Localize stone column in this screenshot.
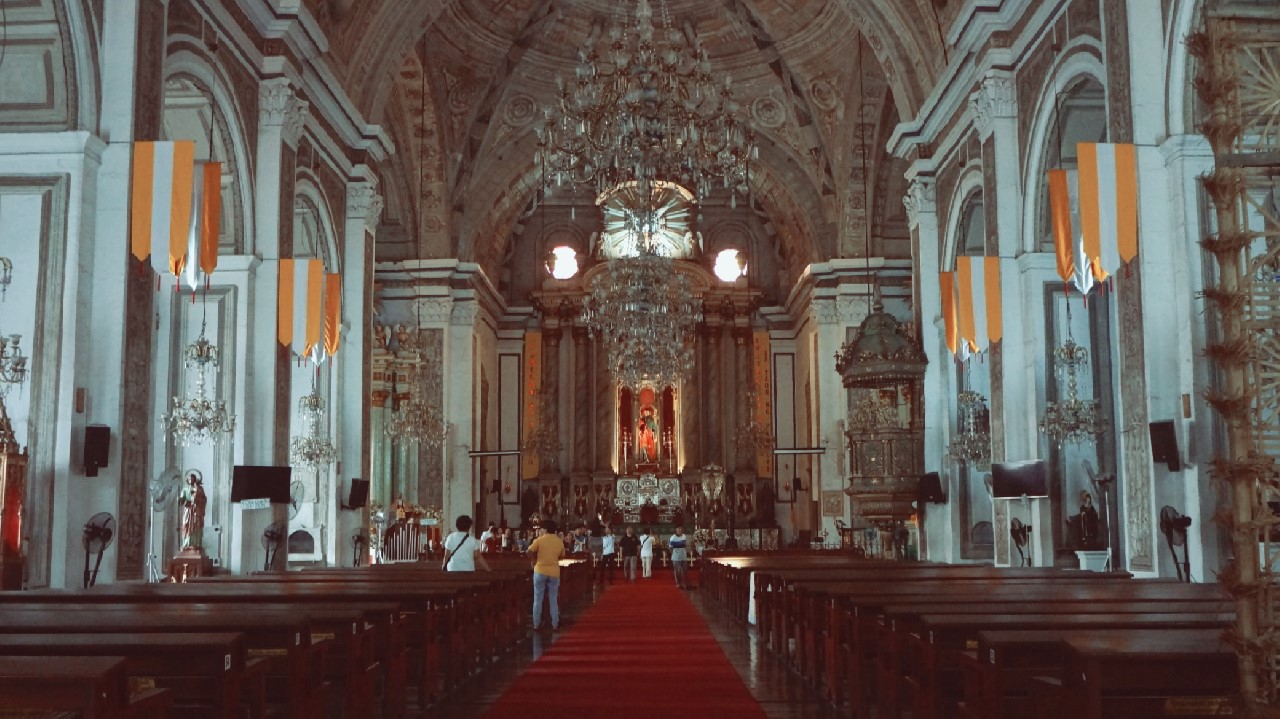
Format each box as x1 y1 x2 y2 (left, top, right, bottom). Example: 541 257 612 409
682 329 702 472
442 301 479 526
733 325 754 473
703 321 724 468
593 336 613 473
540 326 562 475
572 327 591 473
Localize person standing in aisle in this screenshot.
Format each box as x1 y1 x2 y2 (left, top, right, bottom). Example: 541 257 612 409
639 527 655 578
527 520 566 632
669 526 691 589
442 515 491 572
618 526 641 581
599 524 617 585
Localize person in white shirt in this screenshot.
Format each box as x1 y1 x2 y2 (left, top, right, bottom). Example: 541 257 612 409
669 526 691 589
639 528 655 578
598 525 617 585
479 522 496 552
442 515 491 572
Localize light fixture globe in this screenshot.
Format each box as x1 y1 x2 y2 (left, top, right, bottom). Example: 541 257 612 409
545 245 580 280
713 249 747 283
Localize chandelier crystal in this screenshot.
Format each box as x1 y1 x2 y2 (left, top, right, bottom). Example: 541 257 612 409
161 328 235 447
949 390 991 469
536 0 756 203
291 390 338 468
1040 338 1107 446
582 246 702 388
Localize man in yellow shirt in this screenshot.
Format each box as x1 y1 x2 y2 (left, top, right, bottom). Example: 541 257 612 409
526 520 566 632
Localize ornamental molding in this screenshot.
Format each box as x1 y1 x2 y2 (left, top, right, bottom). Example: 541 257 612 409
416 297 454 324
346 183 384 231
450 300 480 327
969 73 1016 140
903 177 937 228
259 79 309 147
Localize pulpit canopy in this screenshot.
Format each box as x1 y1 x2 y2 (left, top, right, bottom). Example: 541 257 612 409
835 303 927 388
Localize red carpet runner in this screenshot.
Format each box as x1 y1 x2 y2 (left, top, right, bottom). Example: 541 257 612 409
483 580 768 718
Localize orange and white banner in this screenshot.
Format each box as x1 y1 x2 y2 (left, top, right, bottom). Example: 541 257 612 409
130 141 221 288
945 257 1004 355
323 273 342 358
1048 144 1139 292
277 258 328 362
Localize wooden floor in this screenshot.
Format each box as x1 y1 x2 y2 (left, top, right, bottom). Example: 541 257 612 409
426 578 840 718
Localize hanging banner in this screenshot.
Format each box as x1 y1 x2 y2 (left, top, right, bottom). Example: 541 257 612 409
521 331 542 479
1077 142 1139 276
277 259 295 347
323 273 342 358
1047 168 1097 294
753 330 774 478
277 257 327 362
129 141 221 288
955 258 977 354
984 256 1003 346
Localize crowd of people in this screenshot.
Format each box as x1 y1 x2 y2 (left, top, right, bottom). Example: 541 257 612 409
439 515 699 633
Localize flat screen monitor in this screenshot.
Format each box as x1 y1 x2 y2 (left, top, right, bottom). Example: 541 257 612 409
230 465 292 504
991 460 1048 499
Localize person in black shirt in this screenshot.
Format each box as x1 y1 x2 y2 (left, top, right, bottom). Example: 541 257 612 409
618 526 642 581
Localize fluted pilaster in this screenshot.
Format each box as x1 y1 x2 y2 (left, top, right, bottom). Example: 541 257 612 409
572 328 591 472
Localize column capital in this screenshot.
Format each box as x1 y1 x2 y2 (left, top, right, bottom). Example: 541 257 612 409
969 72 1016 140
258 78 309 147
450 300 479 327
903 177 937 229
346 182 384 232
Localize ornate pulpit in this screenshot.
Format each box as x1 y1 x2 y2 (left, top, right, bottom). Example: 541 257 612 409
836 302 927 526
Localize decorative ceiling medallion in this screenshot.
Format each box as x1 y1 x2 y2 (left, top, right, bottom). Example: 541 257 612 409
751 96 786 129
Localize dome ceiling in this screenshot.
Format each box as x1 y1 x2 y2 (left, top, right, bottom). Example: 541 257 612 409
304 0 944 268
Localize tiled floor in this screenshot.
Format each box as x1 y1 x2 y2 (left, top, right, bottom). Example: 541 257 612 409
425 580 841 718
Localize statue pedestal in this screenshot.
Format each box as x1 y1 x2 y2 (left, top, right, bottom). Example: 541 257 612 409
169 549 213 582
1075 549 1111 572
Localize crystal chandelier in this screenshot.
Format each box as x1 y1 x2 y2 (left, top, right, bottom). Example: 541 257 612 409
536 0 756 203
521 389 562 457
582 246 702 388
291 390 339 468
1040 337 1107 446
949 390 991 469
734 387 774 455
161 325 235 447
384 393 449 451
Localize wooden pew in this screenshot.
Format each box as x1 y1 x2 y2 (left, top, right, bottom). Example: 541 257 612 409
960 627 1225 719
897 611 1234 719
0 655 172 719
0 632 246 719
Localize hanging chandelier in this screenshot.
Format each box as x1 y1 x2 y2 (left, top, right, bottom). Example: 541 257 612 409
290 390 338 468
1040 337 1107 446
734 387 774 455
536 0 756 204
385 393 449 451
949 390 991 469
582 247 702 388
521 389 562 457
161 328 235 447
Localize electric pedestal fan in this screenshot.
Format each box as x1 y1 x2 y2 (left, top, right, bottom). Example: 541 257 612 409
352 531 367 568
1010 517 1032 567
146 467 182 582
1159 505 1193 582
262 521 286 571
82 512 116 588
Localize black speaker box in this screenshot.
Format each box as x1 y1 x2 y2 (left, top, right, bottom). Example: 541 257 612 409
347 479 369 509
230 465 292 503
1149 420 1182 471
83 424 110 477
919 472 946 503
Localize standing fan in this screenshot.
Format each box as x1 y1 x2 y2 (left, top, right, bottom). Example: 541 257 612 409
262 521 286 571
146 468 182 582
371 509 387 564
82 512 116 588
352 531 368 568
1159 506 1193 582
1010 517 1032 567
288 480 306 521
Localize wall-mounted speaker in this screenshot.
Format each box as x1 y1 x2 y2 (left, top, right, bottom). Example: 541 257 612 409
919 472 946 504
83 424 110 477
1149 420 1182 471
347 479 369 509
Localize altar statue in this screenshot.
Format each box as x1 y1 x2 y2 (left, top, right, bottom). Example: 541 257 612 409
179 471 207 551
636 407 658 463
